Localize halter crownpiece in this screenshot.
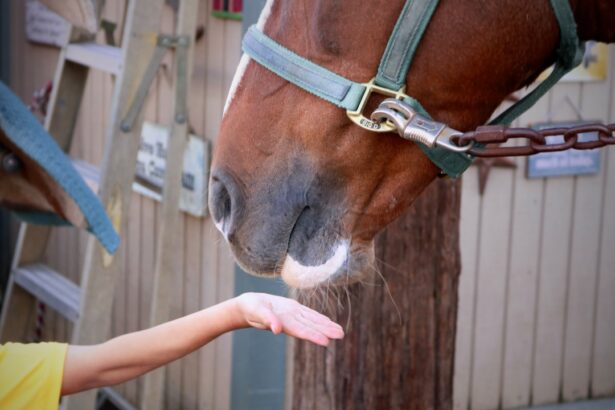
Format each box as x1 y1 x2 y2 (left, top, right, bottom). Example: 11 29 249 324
242 0 585 177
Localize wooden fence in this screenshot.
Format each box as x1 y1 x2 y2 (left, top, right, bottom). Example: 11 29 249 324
5 1 615 408
455 48 615 409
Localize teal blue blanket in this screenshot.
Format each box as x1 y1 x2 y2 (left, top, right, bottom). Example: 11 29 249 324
0 81 119 254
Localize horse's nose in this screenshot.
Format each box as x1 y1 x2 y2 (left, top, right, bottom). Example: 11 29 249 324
209 169 244 239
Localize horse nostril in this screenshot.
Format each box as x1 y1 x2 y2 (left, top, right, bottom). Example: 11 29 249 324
209 170 244 237
210 176 232 226
211 178 231 223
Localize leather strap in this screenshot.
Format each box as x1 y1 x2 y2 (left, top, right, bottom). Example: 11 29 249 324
376 0 439 90
242 27 367 111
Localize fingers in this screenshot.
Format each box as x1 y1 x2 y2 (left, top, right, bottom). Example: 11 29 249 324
298 307 344 339
277 306 344 346
244 293 345 345
294 310 343 341
283 316 332 346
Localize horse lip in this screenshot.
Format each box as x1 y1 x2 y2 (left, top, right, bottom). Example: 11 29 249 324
281 205 310 272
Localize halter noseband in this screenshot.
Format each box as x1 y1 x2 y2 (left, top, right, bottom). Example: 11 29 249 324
242 0 584 177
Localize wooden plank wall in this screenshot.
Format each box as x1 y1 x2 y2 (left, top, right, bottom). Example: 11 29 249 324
8 1 239 408
454 45 615 410
7 1 615 409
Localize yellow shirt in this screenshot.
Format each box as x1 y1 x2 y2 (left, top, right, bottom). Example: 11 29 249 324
0 342 67 410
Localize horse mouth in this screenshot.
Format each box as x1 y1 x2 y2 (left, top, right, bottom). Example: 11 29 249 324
277 203 352 288
280 240 349 288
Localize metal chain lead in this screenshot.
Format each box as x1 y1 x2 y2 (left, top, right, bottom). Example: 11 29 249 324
372 98 615 158
452 123 615 157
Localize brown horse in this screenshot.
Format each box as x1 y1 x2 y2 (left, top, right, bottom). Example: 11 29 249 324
209 0 615 288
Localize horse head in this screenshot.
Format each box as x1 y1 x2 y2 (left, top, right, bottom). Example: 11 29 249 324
209 0 615 288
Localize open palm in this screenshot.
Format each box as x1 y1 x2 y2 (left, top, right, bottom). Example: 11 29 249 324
236 293 344 346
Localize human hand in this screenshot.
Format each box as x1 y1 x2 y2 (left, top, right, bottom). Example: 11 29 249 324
234 292 344 346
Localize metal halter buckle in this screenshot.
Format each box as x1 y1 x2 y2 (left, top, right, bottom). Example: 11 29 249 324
346 79 410 132
371 98 473 153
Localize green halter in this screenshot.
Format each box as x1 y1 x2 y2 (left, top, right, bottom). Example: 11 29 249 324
242 0 584 177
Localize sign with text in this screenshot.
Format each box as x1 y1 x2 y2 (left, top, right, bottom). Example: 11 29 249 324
26 0 70 47
527 122 601 179
134 122 210 217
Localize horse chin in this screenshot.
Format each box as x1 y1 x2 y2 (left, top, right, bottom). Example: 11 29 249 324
280 241 375 289
229 236 375 289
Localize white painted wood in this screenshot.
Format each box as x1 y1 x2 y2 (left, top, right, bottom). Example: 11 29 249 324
65 42 122 75
470 164 515 410
213 20 243 410
591 47 615 398
13 264 80 322
71 158 100 192
39 0 102 33
561 76 612 402
531 84 580 406
64 0 167 408
454 166 482 410
139 0 199 408
500 96 549 409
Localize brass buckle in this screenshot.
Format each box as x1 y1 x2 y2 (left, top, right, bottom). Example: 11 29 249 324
346 78 409 133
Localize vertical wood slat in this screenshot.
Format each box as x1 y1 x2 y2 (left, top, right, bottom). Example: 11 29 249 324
531 85 580 406
561 74 612 401
591 47 615 398
178 1 205 405
591 46 615 397
198 3 225 408
140 0 198 406
469 165 515 410
213 19 243 410
499 95 549 409
453 166 482 410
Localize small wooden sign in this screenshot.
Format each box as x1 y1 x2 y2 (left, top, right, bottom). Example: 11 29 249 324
25 0 70 47
134 122 210 217
527 121 601 178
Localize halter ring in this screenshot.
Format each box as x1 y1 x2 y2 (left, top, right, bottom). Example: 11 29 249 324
346 78 409 132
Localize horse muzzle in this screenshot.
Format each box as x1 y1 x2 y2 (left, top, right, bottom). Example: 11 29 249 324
208 164 367 288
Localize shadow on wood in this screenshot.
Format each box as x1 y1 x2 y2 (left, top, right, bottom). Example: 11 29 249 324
293 177 462 410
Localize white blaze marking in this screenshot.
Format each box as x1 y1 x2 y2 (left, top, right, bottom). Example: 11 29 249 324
223 0 275 114
223 54 250 114
281 242 349 289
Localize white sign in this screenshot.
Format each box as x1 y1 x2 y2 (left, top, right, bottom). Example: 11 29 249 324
527 122 601 178
26 0 70 47
134 122 210 217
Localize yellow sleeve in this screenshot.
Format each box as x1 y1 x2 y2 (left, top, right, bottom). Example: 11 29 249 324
0 342 68 410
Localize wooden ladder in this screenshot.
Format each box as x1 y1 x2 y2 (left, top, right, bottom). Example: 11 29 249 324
0 0 199 408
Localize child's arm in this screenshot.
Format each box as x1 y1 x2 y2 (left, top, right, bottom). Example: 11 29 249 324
61 293 343 395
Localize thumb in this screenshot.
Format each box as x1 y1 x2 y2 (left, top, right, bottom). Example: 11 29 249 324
267 312 282 334
253 304 282 334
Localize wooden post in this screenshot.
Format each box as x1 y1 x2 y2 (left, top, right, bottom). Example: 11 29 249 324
292 178 461 410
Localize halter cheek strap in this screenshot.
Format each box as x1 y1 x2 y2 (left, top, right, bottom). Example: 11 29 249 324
490 0 585 125
241 0 584 177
